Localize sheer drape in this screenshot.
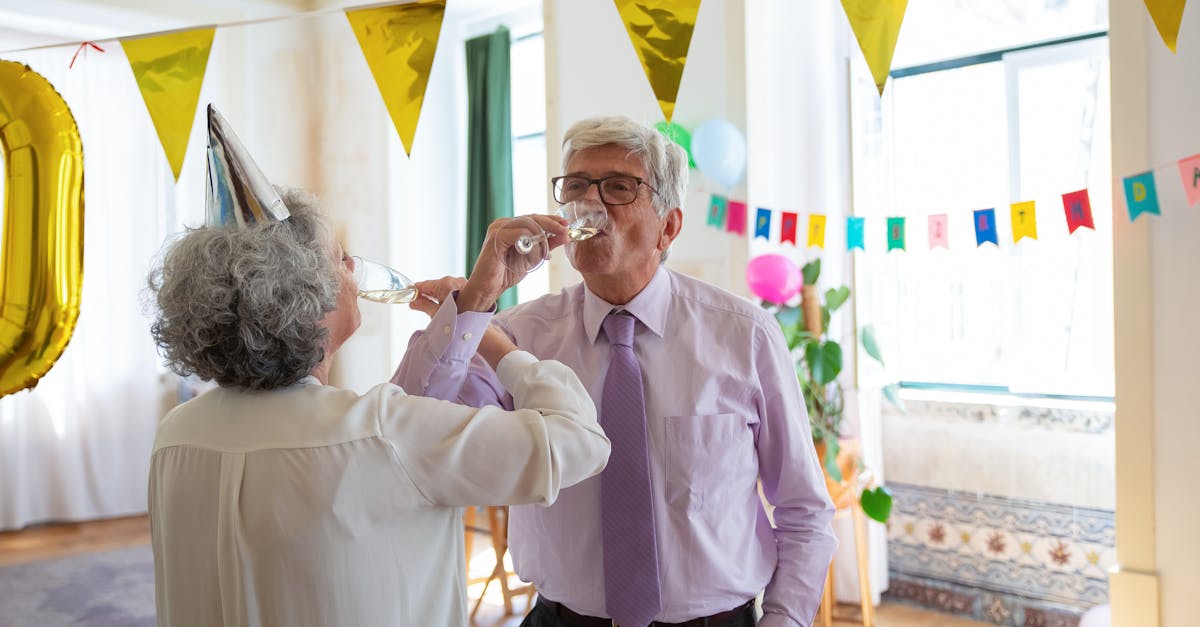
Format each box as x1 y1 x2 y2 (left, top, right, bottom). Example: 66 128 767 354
0 45 180 530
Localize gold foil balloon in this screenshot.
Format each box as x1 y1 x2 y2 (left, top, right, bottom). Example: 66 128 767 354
0 61 84 397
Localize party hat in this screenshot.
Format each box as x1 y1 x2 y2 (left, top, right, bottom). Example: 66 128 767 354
204 104 289 227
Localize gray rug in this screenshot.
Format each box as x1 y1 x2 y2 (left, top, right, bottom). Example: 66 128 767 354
0 545 155 627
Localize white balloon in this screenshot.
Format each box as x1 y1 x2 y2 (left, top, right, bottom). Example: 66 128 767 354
691 118 746 189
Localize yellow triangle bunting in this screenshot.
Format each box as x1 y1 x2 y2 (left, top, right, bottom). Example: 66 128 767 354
614 0 702 122
841 0 908 95
121 28 215 181
1010 200 1038 242
1144 0 1188 53
346 1 446 156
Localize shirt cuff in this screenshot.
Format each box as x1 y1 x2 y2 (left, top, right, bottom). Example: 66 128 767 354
494 350 538 389
425 291 493 362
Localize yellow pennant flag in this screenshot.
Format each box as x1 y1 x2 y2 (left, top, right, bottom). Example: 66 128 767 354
346 1 446 156
1010 200 1038 242
614 0 702 122
841 0 908 95
807 214 827 249
122 28 215 181
1144 0 1188 53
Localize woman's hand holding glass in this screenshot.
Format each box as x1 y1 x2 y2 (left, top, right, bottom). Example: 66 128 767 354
495 199 608 274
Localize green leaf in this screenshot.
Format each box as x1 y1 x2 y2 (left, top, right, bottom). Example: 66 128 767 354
807 341 843 386
860 485 893 523
801 258 821 285
825 286 850 313
821 307 831 334
774 306 801 329
822 437 843 482
882 383 905 411
860 324 884 364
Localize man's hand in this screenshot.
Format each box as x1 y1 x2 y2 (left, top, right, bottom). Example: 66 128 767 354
408 276 466 317
459 215 568 312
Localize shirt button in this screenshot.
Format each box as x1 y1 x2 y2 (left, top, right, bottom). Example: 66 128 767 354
462 332 473 341
442 325 451 335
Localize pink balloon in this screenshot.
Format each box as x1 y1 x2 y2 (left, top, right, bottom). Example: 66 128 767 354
746 254 801 304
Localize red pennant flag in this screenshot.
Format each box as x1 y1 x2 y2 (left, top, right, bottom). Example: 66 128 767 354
780 212 798 244
726 200 747 235
1062 189 1095 233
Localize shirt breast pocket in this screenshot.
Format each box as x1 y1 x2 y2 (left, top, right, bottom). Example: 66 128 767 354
664 413 753 513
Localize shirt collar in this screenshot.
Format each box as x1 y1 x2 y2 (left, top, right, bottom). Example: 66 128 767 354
582 266 670 344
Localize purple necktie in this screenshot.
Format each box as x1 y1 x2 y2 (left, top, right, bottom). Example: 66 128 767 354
600 311 662 627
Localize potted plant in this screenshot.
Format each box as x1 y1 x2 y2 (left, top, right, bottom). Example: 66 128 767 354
768 258 896 523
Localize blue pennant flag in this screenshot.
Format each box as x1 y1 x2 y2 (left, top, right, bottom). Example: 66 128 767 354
973 208 998 247
754 207 771 240
1123 171 1161 221
847 216 865 251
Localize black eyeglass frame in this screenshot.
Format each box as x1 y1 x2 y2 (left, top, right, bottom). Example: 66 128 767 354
549 175 660 206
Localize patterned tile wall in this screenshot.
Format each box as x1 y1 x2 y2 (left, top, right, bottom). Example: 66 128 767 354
884 482 1114 626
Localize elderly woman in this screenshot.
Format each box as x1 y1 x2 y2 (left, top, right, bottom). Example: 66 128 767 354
146 188 606 627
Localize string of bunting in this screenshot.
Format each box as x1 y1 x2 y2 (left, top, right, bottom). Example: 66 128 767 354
705 151 1200 251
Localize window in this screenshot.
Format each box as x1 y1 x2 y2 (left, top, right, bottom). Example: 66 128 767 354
510 31 549 303
851 0 1112 399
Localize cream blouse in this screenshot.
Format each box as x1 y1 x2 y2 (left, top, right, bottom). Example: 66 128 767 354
149 351 608 627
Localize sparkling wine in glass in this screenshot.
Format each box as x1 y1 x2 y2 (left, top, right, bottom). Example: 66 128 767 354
353 256 418 304
504 199 609 272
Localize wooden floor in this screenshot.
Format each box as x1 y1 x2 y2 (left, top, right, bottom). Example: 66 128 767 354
0 516 988 627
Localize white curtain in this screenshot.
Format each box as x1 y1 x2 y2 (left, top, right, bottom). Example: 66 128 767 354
0 44 183 530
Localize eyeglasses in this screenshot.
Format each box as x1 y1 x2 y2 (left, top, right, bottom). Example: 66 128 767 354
551 175 658 206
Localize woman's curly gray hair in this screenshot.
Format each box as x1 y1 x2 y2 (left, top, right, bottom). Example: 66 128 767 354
148 188 340 390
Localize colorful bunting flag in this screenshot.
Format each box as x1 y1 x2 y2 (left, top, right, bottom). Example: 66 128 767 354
847 216 865 251
887 217 906 251
346 0 446 156
781 212 799 245
1123 171 1162 221
973 208 998 247
841 0 908 95
755 208 771 240
121 28 215 181
928 214 948 249
1011 201 1038 242
707 194 728 228
613 0 701 122
807 214 827 248
1143 0 1188 53
1179 153 1200 206
1062 189 1095 233
727 200 747 235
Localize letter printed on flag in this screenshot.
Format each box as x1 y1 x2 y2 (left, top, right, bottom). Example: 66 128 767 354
1011 200 1038 242
973 208 998 247
726 200 747 235
346 0 446 156
887 217 905 251
755 208 771 240
841 0 908 94
1062 189 1095 233
1178 153 1200 206
781 212 799 244
613 0 701 122
121 28 215 181
847 216 865 251
1123 171 1162 221
928 214 948 249
707 194 728 228
807 214 827 248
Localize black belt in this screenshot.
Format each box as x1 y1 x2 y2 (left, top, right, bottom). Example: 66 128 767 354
537 597 755 627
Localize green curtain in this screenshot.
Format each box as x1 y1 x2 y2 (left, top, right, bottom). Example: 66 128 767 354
465 27 516 310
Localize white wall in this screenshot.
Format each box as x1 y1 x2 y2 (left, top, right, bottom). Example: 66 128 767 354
542 0 748 294
1109 2 1200 625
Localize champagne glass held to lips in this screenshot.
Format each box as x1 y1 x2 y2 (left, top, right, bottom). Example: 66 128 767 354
499 199 609 273
352 256 419 304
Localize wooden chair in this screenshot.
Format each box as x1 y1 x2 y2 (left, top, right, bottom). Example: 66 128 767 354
465 505 536 621
815 440 875 627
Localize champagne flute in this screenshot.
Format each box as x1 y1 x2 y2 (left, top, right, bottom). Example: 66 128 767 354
353 256 419 304
498 199 608 273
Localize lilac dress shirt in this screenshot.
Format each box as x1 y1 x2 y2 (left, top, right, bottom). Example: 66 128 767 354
393 266 837 626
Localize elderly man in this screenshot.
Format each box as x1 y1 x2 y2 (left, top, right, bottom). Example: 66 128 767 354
396 115 836 627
